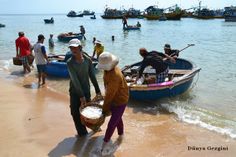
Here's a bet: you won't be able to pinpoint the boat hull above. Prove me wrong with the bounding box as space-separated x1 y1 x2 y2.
44 19 54 24
129 78 193 100
123 27 140 30
45 60 98 78
57 35 83 42
225 16 236 22
101 15 123 19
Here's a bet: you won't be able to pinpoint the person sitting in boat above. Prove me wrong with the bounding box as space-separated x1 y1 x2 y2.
122 15 128 28
92 40 104 59
164 44 179 60
136 21 141 27
137 48 175 83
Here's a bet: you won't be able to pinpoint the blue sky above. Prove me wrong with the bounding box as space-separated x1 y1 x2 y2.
0 0 235 14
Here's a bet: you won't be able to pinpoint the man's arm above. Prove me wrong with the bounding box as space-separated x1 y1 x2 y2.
41 46 49 63
15 40 19 57
88 59 101 94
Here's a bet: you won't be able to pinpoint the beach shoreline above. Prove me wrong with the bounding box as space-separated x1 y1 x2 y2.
0 77 236 157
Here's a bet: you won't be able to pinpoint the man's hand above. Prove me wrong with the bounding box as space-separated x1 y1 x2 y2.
80 97 86 107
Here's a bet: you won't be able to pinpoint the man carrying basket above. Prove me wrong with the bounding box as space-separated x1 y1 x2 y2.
67 39 101 137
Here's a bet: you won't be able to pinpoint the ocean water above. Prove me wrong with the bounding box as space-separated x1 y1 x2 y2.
0 14 236 139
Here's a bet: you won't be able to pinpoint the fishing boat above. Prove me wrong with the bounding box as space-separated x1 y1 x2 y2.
125 8 142 18
192 1 215 19
122 58 201 101
46 55 98 78
224 6 236 22
144 5 164 20
0 23 5 27
67 10 83 17
44 17 54 24
82 10 95 16
164 5 183 20
101 7 124 19
57 33 84 42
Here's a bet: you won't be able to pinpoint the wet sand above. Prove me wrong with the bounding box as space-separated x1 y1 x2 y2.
0 78 236 157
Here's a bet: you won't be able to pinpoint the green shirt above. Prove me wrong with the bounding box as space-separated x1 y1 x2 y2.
67 54 100 100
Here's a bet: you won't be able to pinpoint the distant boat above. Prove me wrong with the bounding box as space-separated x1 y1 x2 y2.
192 1 215 19
44 17 54 24
164 5 183 20
144 5 164 20
90 15 96 19
57 32 84 42
67 10 83 17
0 23 5 27
125 8 142 18
101 7 124 19
224 6 236 22
82 10 95 16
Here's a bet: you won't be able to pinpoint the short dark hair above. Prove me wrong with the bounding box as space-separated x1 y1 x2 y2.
18 32 24 37
38 34 45 41
139 48 148 57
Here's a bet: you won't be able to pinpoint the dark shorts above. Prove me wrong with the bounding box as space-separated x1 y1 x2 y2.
156 67 169 83
20 56 29 65
36 64 46 73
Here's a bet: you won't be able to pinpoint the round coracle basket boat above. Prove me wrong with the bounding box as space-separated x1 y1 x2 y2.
80 101 105 131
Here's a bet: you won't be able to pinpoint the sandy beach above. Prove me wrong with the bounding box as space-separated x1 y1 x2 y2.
0 77 236 157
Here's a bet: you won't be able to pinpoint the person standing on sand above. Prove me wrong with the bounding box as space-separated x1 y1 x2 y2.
33 34 49 86
67 39 101 137
15 32 32 73
97 52 129 155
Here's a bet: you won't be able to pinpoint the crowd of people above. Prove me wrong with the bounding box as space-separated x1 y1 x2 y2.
15 29 179 155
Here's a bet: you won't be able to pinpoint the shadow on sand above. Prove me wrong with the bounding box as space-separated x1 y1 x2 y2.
48 132 123 157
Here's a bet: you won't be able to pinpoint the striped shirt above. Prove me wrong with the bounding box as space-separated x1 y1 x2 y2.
33 43 47 65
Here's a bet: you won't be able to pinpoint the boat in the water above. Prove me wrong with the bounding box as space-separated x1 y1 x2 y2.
164 5 183 20
57 32 84 42
44 17 54 24
123 25 140 30
144 5 164 20
192 1 215 19
224 6 236 22
46 55 98 78
121 58 201 101
101 7 124 19
67 10 83 17
82 10 95 16
0 23 5 27
90 15 96 19
125 8 142 18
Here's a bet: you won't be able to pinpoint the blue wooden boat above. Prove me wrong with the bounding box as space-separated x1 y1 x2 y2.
123 26 140 31
122 58 201 101
46 55 98 78
57 33 83 42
